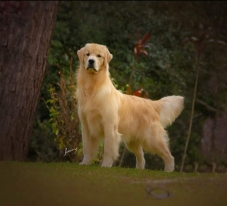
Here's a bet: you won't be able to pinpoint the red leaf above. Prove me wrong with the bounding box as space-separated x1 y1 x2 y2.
134 30 151 60
134 42 143 56
134 88 144 97
140 50 148 56
140 32 151 45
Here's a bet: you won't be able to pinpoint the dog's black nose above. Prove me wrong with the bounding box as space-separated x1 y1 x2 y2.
88 59 95 64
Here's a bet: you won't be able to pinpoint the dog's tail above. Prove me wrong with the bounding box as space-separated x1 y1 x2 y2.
152 96 184 128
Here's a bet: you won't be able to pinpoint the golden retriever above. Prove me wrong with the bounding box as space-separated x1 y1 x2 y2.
76 43 184 172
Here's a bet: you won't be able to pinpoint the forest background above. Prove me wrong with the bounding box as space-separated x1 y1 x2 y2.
30 1 227 173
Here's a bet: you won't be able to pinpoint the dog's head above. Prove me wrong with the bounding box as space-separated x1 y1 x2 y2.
77 43 113 74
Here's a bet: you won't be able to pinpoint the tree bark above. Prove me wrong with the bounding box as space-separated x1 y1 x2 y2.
0 1 59 160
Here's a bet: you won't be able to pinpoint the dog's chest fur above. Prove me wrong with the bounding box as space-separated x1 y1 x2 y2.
77 82 112 137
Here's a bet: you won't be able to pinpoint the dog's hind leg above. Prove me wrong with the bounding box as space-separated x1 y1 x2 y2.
155 140 174 172
143 125 174 172
125 141 145 169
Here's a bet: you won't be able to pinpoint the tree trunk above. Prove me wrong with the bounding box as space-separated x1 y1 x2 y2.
0 1 59 161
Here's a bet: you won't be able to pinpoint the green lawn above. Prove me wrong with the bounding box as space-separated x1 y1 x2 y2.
0 162 226 206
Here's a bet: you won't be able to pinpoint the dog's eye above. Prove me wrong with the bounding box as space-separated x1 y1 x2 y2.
86 53 90 56
97 54 102 58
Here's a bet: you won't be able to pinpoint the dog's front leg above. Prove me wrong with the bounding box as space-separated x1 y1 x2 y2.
79 121 92 165
79 118 100 165
101 123 121 167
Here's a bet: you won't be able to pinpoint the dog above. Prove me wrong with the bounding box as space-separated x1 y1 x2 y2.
76 43 184 172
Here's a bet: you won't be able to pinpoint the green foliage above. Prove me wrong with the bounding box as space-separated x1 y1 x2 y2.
28 119 58 162
43 60 82 162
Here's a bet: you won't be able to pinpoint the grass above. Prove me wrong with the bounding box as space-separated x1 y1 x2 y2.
0 162 226 206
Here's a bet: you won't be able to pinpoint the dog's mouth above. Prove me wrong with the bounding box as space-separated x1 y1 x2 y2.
86 67 98 74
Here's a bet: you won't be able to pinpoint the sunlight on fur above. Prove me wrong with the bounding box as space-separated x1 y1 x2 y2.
76 43 184 172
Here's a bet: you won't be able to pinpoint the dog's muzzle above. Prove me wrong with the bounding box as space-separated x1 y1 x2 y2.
86 59 97 74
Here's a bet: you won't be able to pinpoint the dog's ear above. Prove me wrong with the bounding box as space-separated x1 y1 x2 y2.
77 47 85 64
104 46 113 66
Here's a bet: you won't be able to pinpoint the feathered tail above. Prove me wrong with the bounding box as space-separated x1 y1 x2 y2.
152 96 184 128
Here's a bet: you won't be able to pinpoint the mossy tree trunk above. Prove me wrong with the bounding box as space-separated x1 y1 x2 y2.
0 1 59 160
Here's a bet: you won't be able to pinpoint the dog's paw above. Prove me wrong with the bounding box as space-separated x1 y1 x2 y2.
101 158 113 168
164 164 174 172
136 158 145 169
136 164 145 169
79 161 91 166
101 163 113 168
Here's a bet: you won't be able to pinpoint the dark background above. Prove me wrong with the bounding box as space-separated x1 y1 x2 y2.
30 1 227 172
